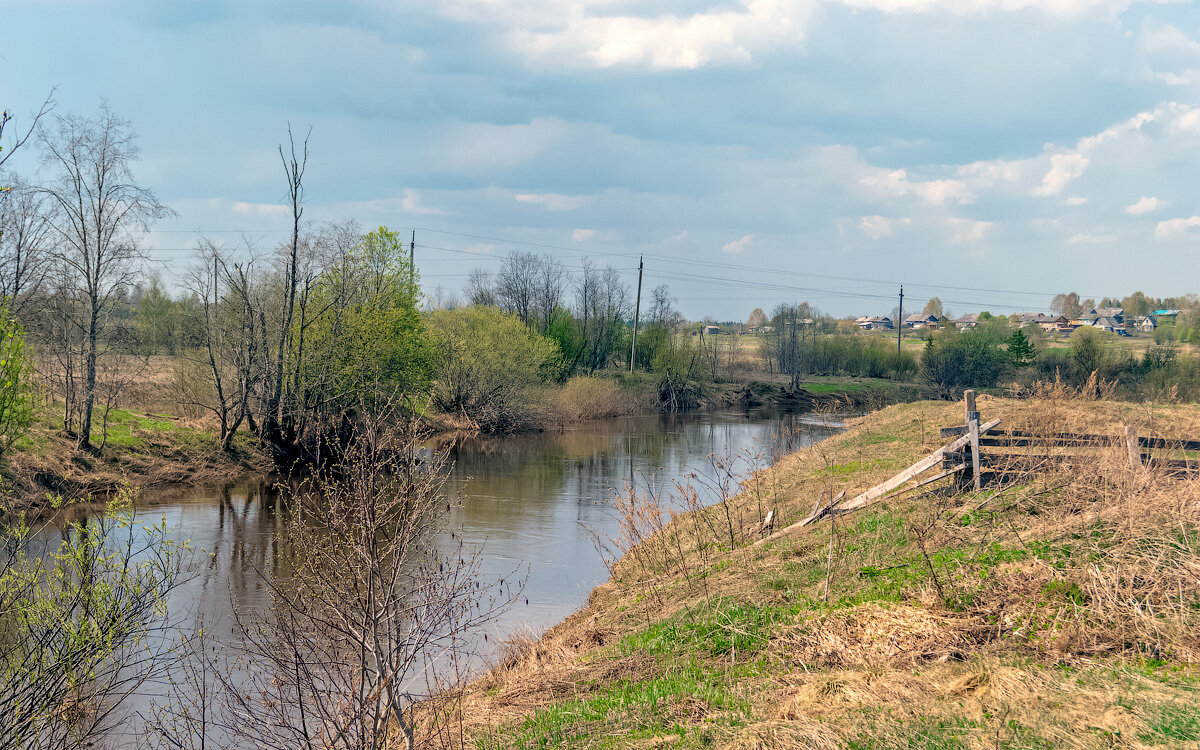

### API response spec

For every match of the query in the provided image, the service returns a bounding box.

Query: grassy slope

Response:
[460,394,1200,749]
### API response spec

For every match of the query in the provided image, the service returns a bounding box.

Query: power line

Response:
[135,225,1110,313]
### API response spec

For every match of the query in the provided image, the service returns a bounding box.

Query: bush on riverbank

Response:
[456,393,1200,748]
[544,376,644,423]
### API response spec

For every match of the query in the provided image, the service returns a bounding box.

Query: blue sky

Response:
[4,0,1200,319]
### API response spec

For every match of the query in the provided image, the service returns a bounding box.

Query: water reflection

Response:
[33,407,843,742]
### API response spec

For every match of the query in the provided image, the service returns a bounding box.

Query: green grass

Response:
[1138,701,1200,744]
[846,716,982,749]
[619,598,794,660]
[99,409,185,447]
[475,665,750,749]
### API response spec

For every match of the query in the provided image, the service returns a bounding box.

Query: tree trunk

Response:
[78,302,99,451]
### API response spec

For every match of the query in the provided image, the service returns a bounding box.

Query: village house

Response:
[955,313,979,330]
[1070,312,1099,329]
[857,316,893,331]
[904,313,939,329]
[1091,316,1129,335]
[1134,315,1157,333]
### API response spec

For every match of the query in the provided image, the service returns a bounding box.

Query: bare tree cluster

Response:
[466,253,631,373]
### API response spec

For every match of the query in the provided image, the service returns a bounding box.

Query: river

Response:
[37,406,846,743]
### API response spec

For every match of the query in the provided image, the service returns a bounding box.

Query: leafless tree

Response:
[648,284,681,330]
[0,178,53,317]
[464,267,497,307]
[0,90,54,176]
[147,416,522,749]
[178,239,262,451]
[576,259,629,372]
[494,250,539,326]
[260,125,310,450]
[37,104,171,450]
[533,255,566,332]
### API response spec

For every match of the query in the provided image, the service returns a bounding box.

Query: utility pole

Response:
[630,256,644,372]
[897,284,903,355]
[410,229,416,284]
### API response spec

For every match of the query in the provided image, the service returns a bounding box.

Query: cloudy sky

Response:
[4,0,1200,319]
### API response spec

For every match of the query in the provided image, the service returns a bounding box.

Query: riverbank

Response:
[0,373,917,514]
[423,372,930,435]
[1,407,272,517]
[455,394,1200,749]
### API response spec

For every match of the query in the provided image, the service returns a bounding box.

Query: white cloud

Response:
[441,118,574,171]
[401,189,442,215]
[665,230,690,243]
[1067,232,1116,244]
[436,0,1174,71]
[1156,70,1200,86]
[722,234,754,253]
[515,192,586,210]
[1062,195,1087,206]
[859,215,910,239]
[1155,216,1200,240]
[465,243,496,254]
[1126,196,1166,215]
[946,218,994,243]
[1139,22,1200,56]
[1034,152,1089,196]
[840,0,1161,13]
[503,0,817,70]
[859,167,975,206]
[232,201,290,217]
[571,228,596,241]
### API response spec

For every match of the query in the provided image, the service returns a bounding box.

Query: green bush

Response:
[802,336,916,380]
[426,306,560,432]
[920,330,1008,395]
[0,305,33,454]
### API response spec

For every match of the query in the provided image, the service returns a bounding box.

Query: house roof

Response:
[1095,307,1124,318]
[1093,316,1119,328]
[1154,309,1181,316]
[955,313,979,323]
[905,313,936,322]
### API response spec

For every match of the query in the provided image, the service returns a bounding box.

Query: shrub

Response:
[426,306,560,432]
[546,376,631,422]
[920,330,1009,395]
[0,305,33,454]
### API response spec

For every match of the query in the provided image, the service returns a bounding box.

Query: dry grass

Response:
[449,391,1200,750]
[543,376,644,423]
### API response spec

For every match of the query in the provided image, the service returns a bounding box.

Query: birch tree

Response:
[38,104,171,450]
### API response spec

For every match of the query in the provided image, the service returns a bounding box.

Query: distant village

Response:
[699,306,1183,338]
[851,307,1181,336]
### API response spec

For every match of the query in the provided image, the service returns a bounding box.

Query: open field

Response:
[456,392,1200,749]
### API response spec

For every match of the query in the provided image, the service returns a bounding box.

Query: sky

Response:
[3,0,1200,320]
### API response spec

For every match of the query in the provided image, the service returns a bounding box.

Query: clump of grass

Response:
[544,376,639,423]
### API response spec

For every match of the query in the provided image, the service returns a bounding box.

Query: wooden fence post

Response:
[1125,425,1142,470]
[964,389,979,425]
[969,417,982,491]
[963,390,980,491]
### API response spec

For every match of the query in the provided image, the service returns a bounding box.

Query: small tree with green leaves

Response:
[1006,329,1036,368]
[0,488,187,748]
[0,304,33,454]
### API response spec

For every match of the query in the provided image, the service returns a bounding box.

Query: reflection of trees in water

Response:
[436,409,846,532]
